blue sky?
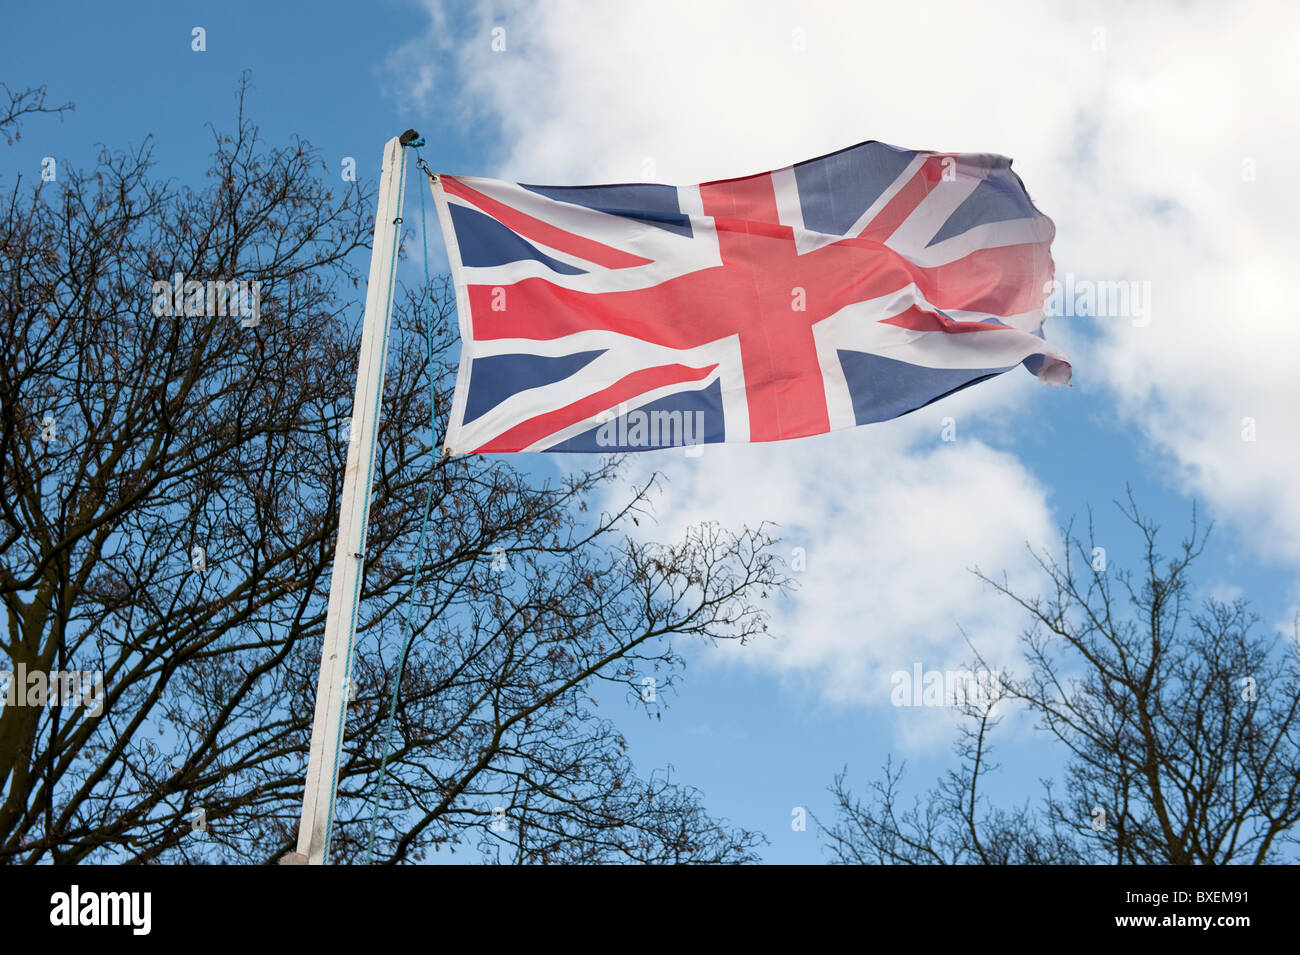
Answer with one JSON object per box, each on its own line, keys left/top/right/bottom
{"left": 4, "top": 0, "right": 1297, "bottom": 863}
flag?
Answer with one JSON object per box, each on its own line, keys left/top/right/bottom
{"left": 430, "top": 139, "right": 1070, "bottom": 454}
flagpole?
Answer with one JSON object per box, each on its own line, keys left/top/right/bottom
{"left": 282, "top": 130, "right": 419, "bottom": 866}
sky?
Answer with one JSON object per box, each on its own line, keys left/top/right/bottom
{"left": 3, "top": 0, "right": 1298, "bottom": 863}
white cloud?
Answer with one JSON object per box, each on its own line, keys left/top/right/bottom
{"left": 637, "top": 419, "right": 1056, "bottom": 708}
{"left": 1057, "top": 5, "right": 1300, "bottom": 559}
{"left": 394, "top": 0, "right": 1300, "bottom": 709}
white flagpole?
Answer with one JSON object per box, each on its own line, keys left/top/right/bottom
{"left": 283, "top": 131, "right": 417, "bottom": 865}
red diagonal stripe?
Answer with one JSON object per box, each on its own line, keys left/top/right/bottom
{"left": 473, "top": 362, "right": 718, "bottom": 452}
{"left": 856, "top": 156, "right": 946, "bottom": 243}
{"left": 441, "top": 176, "right": 654, "bottom": 270}
{"left": 881, "top": 306, "right": 1014, "bottom": 334}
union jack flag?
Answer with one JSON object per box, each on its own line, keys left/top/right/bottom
{"left": 431, "top": 140, "right": 1070, "bottom": 454}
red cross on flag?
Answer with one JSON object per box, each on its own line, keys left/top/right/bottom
{"left": 430, "top": 139, "right": 1070, "bottom": 455}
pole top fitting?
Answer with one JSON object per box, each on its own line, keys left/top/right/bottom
{"left": 400, "top": 129, "right": 424, "bottom": 147}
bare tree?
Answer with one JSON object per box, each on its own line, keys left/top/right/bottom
{"left": 1, "top": 83, "right": 72, "bottom": 147}
{"left": 0, "top": 80, "right": 784, "bottom": 864}
{"left": 822, "top": 495, "right": 1300, "bottom": 864}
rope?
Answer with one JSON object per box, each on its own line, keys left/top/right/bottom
{"left": 363, "top": 142, "right": 439, "bottom": 864}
